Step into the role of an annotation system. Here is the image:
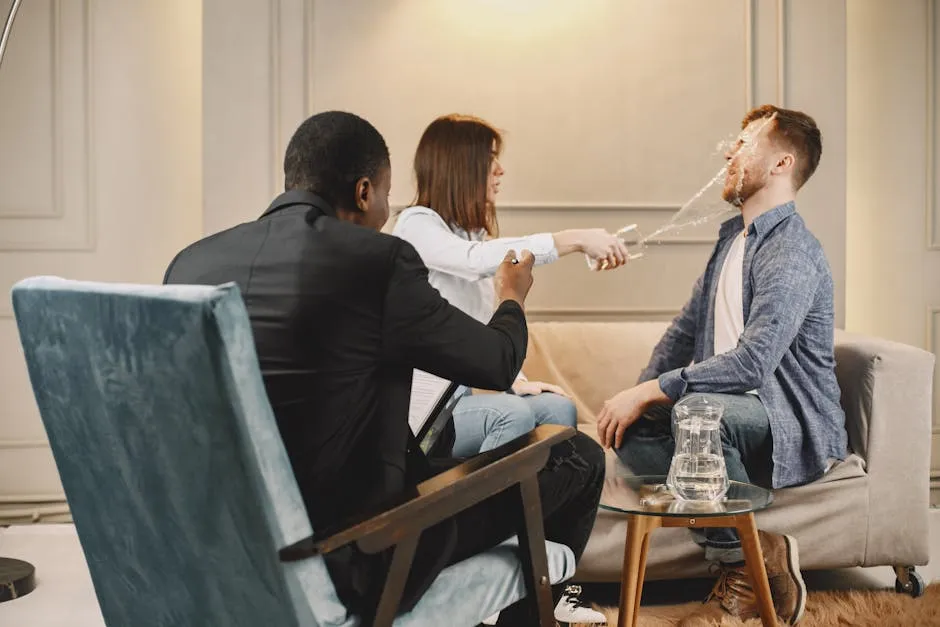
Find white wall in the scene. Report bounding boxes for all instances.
[0,0,202,515]
[10,0,940,511]
[846,0,940,502]
[203,0,847,324]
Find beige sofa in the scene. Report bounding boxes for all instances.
[522,321,935,585]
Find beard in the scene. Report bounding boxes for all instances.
[722,167,766,207]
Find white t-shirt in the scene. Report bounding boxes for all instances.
[714,231,747,357]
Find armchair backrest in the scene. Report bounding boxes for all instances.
[11,277,351,627]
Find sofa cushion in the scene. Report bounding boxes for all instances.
[524,321,668,427]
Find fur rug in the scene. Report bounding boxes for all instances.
[577,583,940,626]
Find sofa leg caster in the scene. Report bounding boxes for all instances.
[893,565,925,598]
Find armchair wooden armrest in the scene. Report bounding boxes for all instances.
[280,424,574,559]
[279,424,577,627]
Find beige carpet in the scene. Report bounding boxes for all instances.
[576,583,940,626]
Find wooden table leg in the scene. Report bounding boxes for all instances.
[631,518,655,627]
[619,514,653,627]
[736,513,777,627]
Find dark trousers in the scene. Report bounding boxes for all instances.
[430,431,605,626]
[334,432,605,625]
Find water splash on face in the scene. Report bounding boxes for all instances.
[713,132,739,157]
[636,113,777,245]
[585,114,777,269]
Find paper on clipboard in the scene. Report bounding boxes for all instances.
[408,369,451,434]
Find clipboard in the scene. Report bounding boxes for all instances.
[414,381,467,455]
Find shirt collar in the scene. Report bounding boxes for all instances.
[260,190,336,220]
[718,200,796,239]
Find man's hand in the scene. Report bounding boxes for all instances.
[596,380,670,449]
[511,379,570,397]
[494,249,535,307]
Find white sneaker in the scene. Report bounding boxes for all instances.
[554,585,607,624]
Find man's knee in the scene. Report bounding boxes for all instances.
[570,431,604,467]
[546,431,605,484]
[709,395,768,445]
[614,416,674,475]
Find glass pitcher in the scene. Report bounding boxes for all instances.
[666,395,728,501]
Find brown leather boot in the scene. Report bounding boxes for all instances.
[678,562,761,626]
[679,531,806,625]
[759,530,806,624]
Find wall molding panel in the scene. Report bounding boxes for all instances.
[204,0,839,326]
[0,440,50,450]
[930,1,940,505]
[497,203,719,245]
[0,0,62,219]
[527,307,681,323]
[776,0,789,107]
[0,0,95,251]
[290,0,789,212]
[928,0,939,250]
[929,307,940,432]
[268,0,314,201]
[268,0,282,200]
[746,0,790,110]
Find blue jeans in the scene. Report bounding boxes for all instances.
[451,392,578,457]
[614,393,773,564]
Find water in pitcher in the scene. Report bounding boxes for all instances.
[669,452,728,501]
[667,396,729,501]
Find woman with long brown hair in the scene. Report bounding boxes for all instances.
[394,114,621,624]
[396,112,633,443]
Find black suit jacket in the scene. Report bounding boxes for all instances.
[163,190,528,613]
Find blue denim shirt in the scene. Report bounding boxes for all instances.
[641,202,847,488]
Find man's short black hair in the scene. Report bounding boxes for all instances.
[283,111,390,210]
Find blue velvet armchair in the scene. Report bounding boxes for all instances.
[11,277,575,627]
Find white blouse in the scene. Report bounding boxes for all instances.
[392,205,559,324]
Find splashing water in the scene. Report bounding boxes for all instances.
[639,164,732,243]
[585,113,778,270]
[640,113,777,244]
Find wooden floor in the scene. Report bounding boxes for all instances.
[1,511,938,626]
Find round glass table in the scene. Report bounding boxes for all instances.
[600,473,776,627]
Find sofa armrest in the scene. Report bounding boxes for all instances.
[834,330,935,564]
[834,330,935,469]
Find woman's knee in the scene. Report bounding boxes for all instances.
[491,394,537,435]
[530,393,578,428]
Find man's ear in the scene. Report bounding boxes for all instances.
[772,153,795,176]
[354,177,372,213]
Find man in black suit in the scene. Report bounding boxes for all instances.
[164,111,604,624]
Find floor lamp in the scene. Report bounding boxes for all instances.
[0,0,38,604]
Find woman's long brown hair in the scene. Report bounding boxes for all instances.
[412,114,503,236]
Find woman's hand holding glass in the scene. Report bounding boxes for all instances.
[577,228,630,271]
